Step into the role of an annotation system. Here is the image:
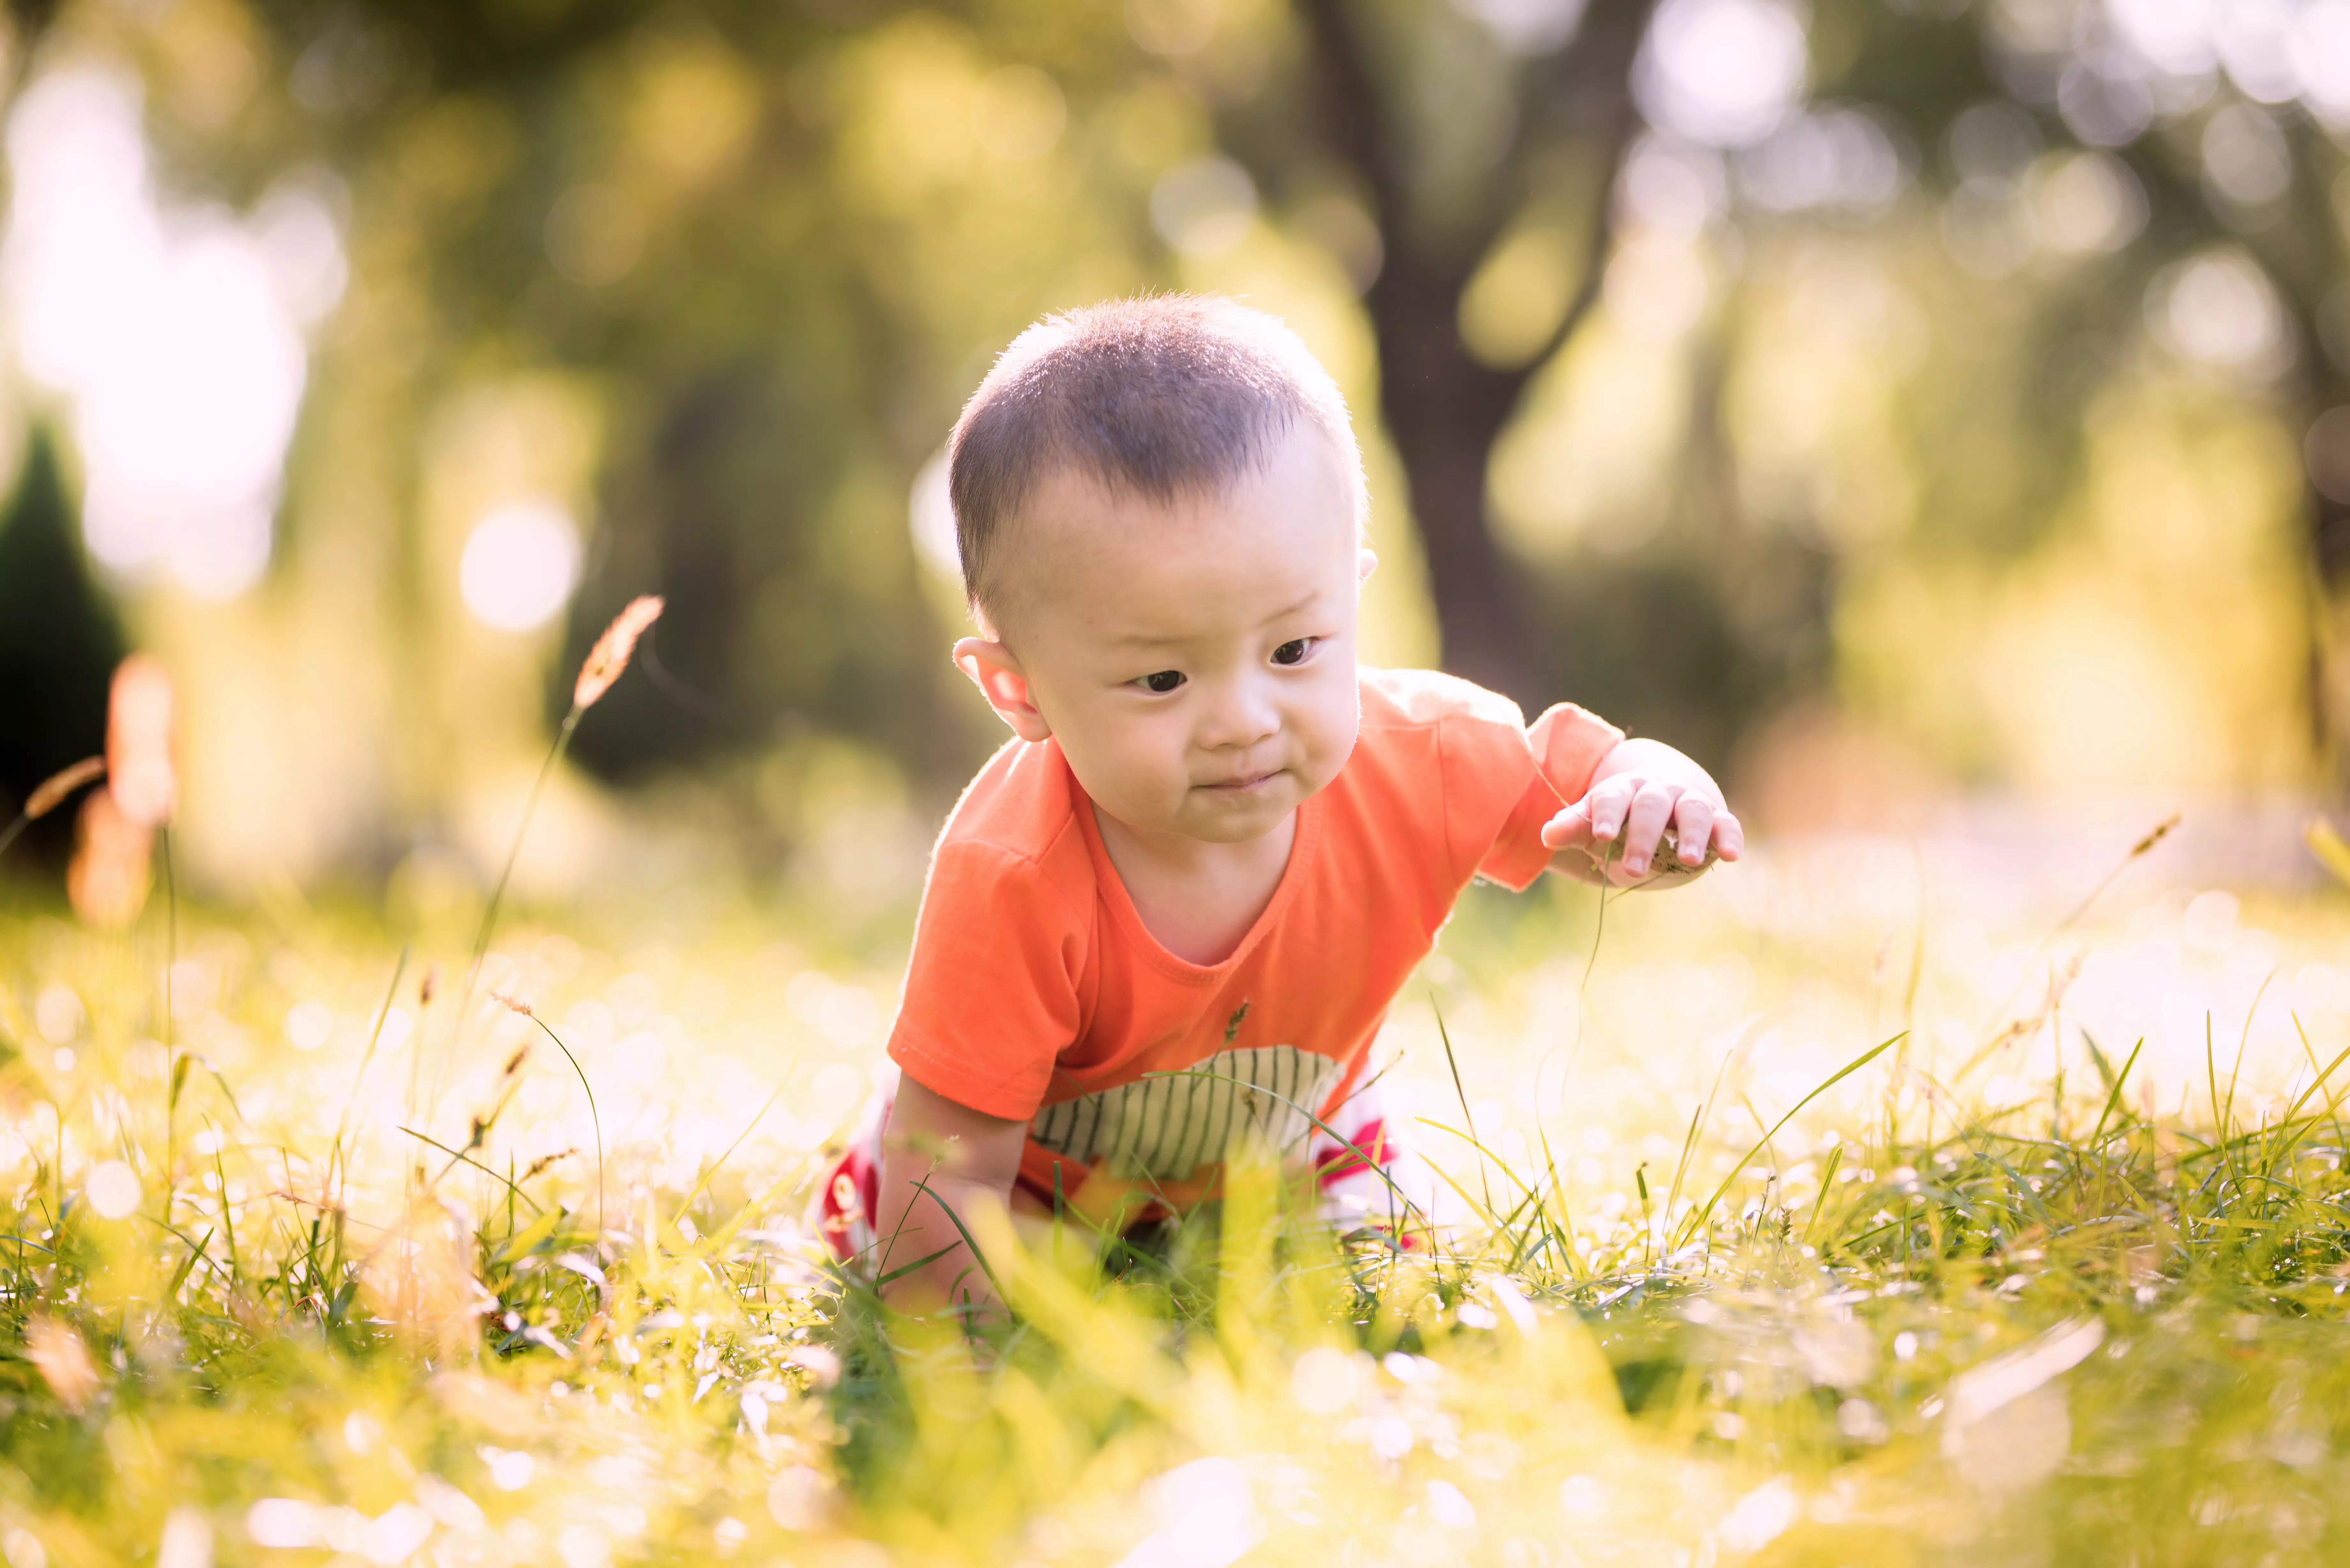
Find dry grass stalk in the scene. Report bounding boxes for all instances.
[25,1316,99,1412]
[491,991,604,1238]
[2306,815,2350,886]
[436,594,662,1132]
[2133,813,2181,858]
[573,596,664,712]
[25,756,105,821]
[0,756,107,863]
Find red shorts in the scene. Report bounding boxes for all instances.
[816,1067,1423,1264]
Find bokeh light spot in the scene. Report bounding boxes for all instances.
[1635,0,1808,149]
[460,501,582,632]
[1150,157,1257,256]
[85,1160,140,1219]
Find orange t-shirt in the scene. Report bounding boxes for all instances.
[886,668,1622,1193]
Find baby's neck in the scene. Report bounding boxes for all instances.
[1091,803,1298,967]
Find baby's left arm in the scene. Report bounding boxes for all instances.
[1538,737,1743,889]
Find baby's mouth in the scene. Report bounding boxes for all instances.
[1197,768,1283,794]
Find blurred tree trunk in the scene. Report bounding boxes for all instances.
[2308,491,2350,774]
[0,432,127,871]
[1299,0,1657,705]
[2234,127,2350,780]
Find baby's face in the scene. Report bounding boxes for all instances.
[993,424,1366,846]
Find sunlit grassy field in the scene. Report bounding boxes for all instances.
[4,826,2349,1568]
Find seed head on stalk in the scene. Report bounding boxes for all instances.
[0,756,104,863]
[492,991,605,1242]
[573,595,663,711]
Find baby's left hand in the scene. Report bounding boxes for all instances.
[1539,740,1743,888]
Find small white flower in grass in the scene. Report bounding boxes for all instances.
[1941,1316,2104,1492]
[555,1523,609,1568]
[785,1344,840,1387]
[1290,1346,1358,1414]
[245,1500,317,1549]
[413,1477,484,1532]
[284,1001,331,1051]
[1369,1416,1414,1459]
[1559,1474,1607,1517]
[481,1447,534,1491]
[359,1504,432,1567]
[156,1508,210,1568]
[1116,1458,1262,1568]
[766,1467,833,1532]
[85,1160,140,1219]
[1718,1476,1798,1554]
[1426,1480,1477,1530]
[33,985,81,1044]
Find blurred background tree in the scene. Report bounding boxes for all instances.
[0,0,2335,911]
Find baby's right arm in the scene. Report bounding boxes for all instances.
[873,1077,1027,1323]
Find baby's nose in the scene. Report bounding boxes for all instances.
[1195,680,1282,749]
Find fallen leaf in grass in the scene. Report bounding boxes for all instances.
[25,1317,98,1412]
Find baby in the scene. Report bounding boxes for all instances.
[822,295,1740,1314]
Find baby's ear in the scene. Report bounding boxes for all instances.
[1356,547,1379,588]
[952,637,1054,743]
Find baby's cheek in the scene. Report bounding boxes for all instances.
[1126,722,1198,801]
[1301,687,1360,785]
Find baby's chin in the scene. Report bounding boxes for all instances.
[1172,772,1313,841]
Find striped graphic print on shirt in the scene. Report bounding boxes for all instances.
[1026,1045,1344,1181]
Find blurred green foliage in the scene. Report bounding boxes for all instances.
[0,0,2344,890]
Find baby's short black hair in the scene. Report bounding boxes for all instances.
[946,294,1366,629]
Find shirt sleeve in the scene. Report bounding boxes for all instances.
[1473,702,1626,892]
[885,839,1085,1122]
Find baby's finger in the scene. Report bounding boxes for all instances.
[1671,795,1716,866]
[1541,803,1594,851]
[1584,775,1640,843]
[1618,783,1679,877]
[1712,810,1746,862]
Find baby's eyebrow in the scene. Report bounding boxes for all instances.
[1102,591,1325,647]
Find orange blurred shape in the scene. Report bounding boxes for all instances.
[67,787,151,928]
[105,655,177,830]
[25,1316,99,1412]
[361,1199,498,1354]
[572,595,663,711]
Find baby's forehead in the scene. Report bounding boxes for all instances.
[982,431,1357,632]
[1023,428,1353,549]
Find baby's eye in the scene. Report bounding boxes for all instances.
[1271,638,1316,667]
[1136,670,1186,694]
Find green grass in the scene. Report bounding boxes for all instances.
[1,854,2348,1567]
